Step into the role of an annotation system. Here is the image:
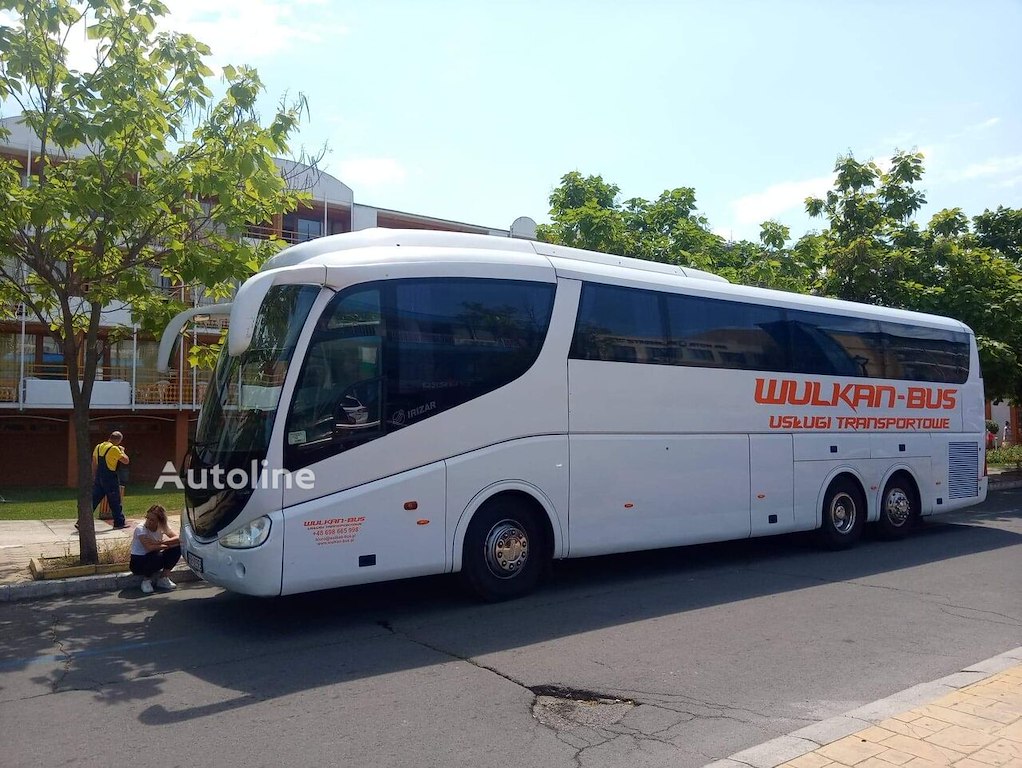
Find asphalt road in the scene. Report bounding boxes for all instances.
[2,492,1020,768]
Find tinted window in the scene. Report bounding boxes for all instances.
[666,294,787,371]
[285,288,383,464]
[570,284,667,364]
[788,311,885,378]
[569,281,970,383]
[385,279,555,428]
[285,278,555,469]
[881,322,969,384]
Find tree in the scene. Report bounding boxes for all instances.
[0,0,311,563]
[806,150,926,306]
[806,152,1022,402]
[540,171,820,293]
[973,206,1022,264]
[908,211,1022,403]
[714,223,822,294]
[536,171,627,254]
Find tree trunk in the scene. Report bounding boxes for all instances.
[65,303,104,566]
[74,404,99,565]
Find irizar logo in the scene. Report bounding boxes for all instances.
[408,400,436,419]
[154,460,316,491]
[391,400,437,426]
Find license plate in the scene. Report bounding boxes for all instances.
[186,551,204,573]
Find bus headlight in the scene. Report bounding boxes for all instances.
[219,516,272,549]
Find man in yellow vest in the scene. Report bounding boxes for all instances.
[91,430,130,529]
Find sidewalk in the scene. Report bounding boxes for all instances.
[707,649,1022,768]
[0,513,199,601]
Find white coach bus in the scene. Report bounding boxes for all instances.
[175,228,988,600]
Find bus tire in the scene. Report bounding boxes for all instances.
[876,474,918,540]
[817,477,865,550]
[460,497,546,602]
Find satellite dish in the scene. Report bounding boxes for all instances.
[509,216,537,240]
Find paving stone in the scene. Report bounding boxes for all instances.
[918,704,1017,735]
[816,735,887,765]
[878,733,967,765]
[780,752,834,768]
[924,724,998,754]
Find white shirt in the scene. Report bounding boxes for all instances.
[130,523,166,557]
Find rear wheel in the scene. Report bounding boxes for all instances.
[876,475,918,540]
[817,477,865,550]
[460,497,547,601]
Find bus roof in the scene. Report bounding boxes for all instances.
[230,228,969,356]
[261,227,730,283]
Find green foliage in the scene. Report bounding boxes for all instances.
[540,173,819,293]
[537,172,627,254]
[0,0,310,341]
[986,419,1000,435]
[805,151,1022,404]
[0,0,312,561]
[987,444,1022,469]
[974,206,1022,264]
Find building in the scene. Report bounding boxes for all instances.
[0,116,536,487]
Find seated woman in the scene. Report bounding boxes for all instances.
[130,504,181,594]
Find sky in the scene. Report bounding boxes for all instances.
[15,0,1022,242]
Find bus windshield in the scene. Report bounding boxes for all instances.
[185,284,320,537]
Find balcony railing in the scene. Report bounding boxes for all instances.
[0,361,211,409]
[244,224,325,245]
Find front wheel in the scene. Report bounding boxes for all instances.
[460,498,547,601]
[817,477,865,550]
[876,476,918,540]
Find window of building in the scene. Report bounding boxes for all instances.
[39,337,65,379]
[297,218,322,241]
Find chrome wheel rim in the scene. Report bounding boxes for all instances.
[884,488,912,527]
[483,519,529,579]
[829,492,858,534]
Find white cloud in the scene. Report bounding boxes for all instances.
[161,0,348,64]
[971,117,1000,131]
[2,1,347,76]
[959,155,1022,180]
[730,175,835,226]
[337,158,408,188]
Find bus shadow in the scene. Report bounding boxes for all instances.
[131,507,1020,725]
[4,507,1015,725]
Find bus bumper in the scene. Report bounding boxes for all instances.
[180,514,284,596]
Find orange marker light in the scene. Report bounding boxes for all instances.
[404,501,418,511]
[624,503,634,509]
[756,494,766,499]
[416,519,429,526]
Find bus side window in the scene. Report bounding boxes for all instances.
[285,289,383,462]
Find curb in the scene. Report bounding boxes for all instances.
[704,646,1022,768]
[0,565,201,602]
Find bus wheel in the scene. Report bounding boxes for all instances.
[817,478,865,550]
[461,497,546,601]
[876,475,917,540]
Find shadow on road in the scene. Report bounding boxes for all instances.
[2,495,1018,726]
